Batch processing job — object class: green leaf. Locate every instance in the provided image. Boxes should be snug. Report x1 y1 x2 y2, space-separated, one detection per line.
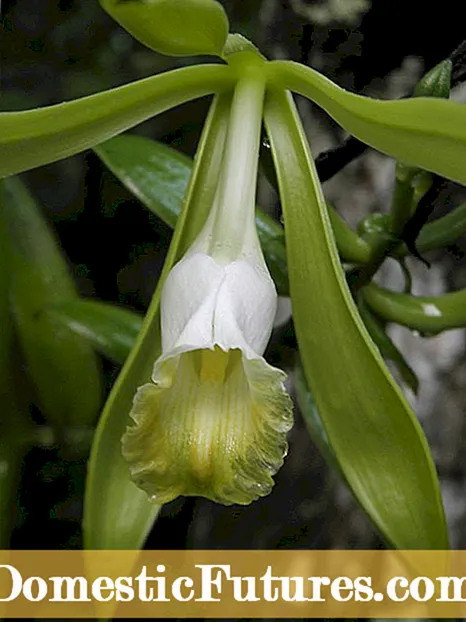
414 60 452 99
47 300 143 365
95 135 192 231
362 283 466 335
0 200 26 549
264 88 448 549
270 60 466 186
100 0 229 57
0 65 234 178
95 133 292 294
1 177 103 428
84 93 232 549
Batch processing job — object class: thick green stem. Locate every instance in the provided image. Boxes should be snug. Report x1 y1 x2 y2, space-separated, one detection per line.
363 283 466 334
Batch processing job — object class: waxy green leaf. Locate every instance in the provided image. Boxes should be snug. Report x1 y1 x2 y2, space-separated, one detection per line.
0 65 234 179
47 300 143 365
100 0 229 57
1 177 103 428
264 88 448 549
84 93 232 549
270 60 466 186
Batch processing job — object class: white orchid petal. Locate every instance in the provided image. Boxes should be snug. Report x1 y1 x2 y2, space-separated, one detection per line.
214 258 277 355
160 253 224 352
161 251 277 356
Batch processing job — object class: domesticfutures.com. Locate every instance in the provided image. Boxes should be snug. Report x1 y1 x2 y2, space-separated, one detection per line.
0 563 376 604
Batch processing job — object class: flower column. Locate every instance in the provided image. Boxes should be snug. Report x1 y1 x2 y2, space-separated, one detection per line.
122 55 293 506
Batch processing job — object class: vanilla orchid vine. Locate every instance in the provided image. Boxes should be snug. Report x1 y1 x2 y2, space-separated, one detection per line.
5 0 466 551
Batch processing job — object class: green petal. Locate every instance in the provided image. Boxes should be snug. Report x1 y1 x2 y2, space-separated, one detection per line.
122 347 293 505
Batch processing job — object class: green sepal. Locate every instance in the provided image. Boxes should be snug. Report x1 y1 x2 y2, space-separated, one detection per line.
1 177 103 428
46 300 143 365
264 88 448 550
100 0 229 57
270 60 466 186
0 65 234 179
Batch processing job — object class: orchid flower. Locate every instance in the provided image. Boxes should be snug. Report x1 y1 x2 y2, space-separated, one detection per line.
121 67 293 505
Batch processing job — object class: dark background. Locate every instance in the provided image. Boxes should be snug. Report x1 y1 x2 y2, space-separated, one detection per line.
2 0 466 556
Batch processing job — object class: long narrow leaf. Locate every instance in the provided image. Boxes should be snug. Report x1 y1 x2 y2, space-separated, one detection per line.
264 88 448 549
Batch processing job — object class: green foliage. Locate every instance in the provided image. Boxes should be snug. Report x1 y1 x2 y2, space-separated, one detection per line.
47 300 143 365
1 177 103 428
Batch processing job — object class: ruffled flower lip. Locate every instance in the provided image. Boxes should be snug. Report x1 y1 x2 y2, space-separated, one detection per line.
122 344 293 506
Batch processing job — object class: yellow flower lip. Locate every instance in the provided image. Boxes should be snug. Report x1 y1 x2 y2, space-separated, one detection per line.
122 344 293 505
